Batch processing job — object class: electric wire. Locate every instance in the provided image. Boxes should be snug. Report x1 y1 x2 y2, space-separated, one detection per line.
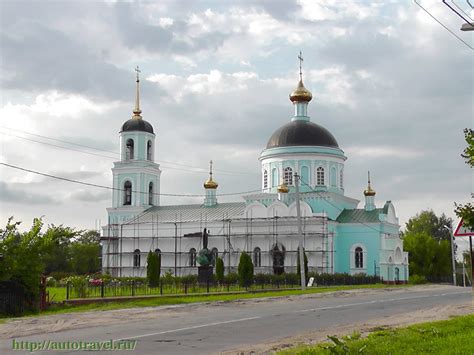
414 0 474 50
0 162 268 198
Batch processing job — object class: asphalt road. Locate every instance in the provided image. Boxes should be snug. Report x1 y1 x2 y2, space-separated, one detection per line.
1 285 472 354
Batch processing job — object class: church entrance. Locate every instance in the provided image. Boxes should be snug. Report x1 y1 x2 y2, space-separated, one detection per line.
271 242 285 275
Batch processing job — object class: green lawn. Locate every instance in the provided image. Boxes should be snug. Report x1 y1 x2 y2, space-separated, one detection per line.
279 314 474 355
41 284 408 317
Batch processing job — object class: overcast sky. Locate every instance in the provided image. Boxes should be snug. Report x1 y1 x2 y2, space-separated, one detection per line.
0 1 472 242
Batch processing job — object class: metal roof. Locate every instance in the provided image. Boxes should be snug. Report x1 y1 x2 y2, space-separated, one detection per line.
336 208 384 223
124 202 247 224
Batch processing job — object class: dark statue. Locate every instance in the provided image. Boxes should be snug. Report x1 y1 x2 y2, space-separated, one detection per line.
271 243 285 275
197 228 214 284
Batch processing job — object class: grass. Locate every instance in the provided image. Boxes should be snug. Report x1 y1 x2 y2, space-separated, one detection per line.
279 314 474 355
33 284 409 317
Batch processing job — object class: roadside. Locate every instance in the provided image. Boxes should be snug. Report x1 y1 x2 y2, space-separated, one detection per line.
222 290 473 354
0 284 456 340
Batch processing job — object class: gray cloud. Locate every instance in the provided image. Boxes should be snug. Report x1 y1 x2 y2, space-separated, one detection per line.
68 189 110 202
0 181 58 205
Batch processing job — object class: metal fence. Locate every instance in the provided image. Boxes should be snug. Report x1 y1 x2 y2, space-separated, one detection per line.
0 281 25 316
65 273 381 300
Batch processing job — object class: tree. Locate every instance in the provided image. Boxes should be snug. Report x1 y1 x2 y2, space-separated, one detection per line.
215 257 224 282
238 252 253 287
146 251 160 287
404 210 452 241
455 128 474 229
296 247 308 278
69 230 101 275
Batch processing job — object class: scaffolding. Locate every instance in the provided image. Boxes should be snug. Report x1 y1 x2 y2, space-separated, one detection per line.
101 210 334 277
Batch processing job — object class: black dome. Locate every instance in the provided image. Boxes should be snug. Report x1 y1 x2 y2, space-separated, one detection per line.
266 120 338 149
120 119 154 134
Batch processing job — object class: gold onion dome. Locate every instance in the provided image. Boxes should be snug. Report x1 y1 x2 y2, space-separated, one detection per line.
204 160 218 189
364 172 376 196
289 79 312 103
277 182 289 193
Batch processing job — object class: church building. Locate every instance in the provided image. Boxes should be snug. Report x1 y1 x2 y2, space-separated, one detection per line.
101 62 409 284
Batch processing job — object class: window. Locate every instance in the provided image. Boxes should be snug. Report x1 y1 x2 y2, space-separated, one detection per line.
133 249 141 267
263 170 268 189
284 167 293 185
124 181 132 205
355 247 363 268
126 139 134 160
189 248 197 267
272 168 278 187
316 167 325 186
253 247 261 267
147 140 152 161
340 169 343 188
148 182 154 205
211 248 218 266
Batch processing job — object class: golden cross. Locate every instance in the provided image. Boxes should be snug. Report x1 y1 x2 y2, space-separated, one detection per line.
135 66 141 82
298 51 303 80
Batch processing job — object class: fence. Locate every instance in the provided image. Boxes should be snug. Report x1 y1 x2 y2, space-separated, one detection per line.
65 273 381 300
0 281 25 316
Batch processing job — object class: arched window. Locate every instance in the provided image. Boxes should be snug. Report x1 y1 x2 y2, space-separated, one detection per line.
148 182 154 206
133 249 141 267
189 248 196 267
124 181 132 205
211 247 218 266
284 167 293 185
253 247 261 267
316 167 325 186
394 267 400 282
126 139 134 160
263 170 268 190
340 169 343 188
355 247 363 268
147 140 152 161
272 168 278 187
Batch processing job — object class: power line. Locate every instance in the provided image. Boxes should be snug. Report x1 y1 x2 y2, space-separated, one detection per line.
0 161 266 198
0 126 258 176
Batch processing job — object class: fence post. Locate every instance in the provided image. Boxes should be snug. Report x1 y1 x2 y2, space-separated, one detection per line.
160 280 163 295
101 282 104 298
184 282 187 294
207 280 210 294
66 282 70 300
131 281 135 297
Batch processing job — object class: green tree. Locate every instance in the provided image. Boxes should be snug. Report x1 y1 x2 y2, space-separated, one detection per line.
215 257 224 282
68 230 101 275
404 210 452 241
0 218 46 313
146 251 160 287
238 252 254 287
296 248 308 278
455 129 474 229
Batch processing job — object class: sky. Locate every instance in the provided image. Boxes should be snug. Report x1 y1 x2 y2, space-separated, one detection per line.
0 0 472 245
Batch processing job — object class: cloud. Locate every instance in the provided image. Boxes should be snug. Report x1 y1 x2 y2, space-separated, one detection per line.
0 181 58 205
67 189 110 202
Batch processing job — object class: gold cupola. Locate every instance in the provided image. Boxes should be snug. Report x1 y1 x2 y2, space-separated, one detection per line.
204 160 218 189
289 79 312 103
364 171 376 197
277 181 289 194
289 51 312 103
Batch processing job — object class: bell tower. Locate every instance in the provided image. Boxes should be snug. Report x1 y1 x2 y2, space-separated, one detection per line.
107 67 161 224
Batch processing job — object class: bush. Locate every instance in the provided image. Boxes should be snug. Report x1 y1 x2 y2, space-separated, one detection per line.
409 274 427 285
215 257 224 282
146 251 160 287
238 252 254 287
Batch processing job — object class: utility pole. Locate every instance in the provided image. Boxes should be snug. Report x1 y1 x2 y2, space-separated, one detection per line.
444 225 457 286
294 173 306 290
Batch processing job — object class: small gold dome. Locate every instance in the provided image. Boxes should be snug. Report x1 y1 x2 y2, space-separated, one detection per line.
289 79 312 103
277 182 289 193
364 186 376 197
204 177 218 189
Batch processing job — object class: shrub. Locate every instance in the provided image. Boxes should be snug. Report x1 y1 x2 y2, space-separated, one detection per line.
215 257 224 282
238 252 254 287
146 251 160 287
409 274 427 285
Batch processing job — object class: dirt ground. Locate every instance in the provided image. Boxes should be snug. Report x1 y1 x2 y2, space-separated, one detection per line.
1 284 472 353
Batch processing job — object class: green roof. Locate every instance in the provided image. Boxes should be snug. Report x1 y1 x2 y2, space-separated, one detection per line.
336 208 383 223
